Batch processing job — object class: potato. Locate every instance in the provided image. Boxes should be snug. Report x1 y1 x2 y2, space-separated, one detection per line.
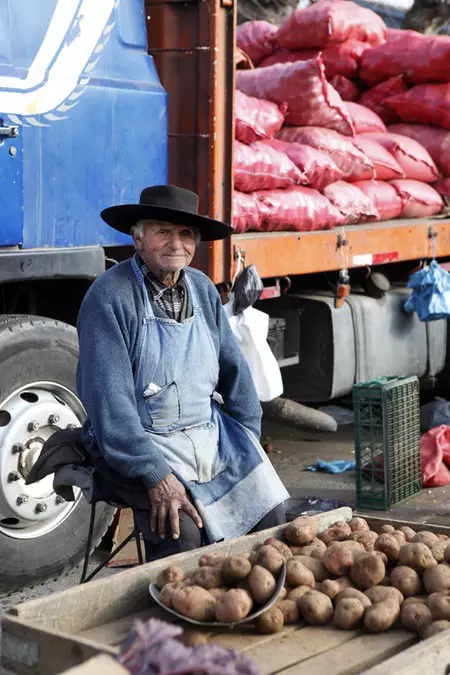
248 551 259 567
285 516 317 546
291 541 326 560
428 594 450 620
275 599 300 624
248 565 276 605
402 596 427 607
288 585 312 604
411 531 439 548
156 565 185 589
437 534 449 541
335 588 372 609
399 526 416 542
320 580 340 599
255 607 284 634
432 541 448 563
364 599 400 633
221 556 251 585
374 534 400 562
349 517 370 532
423 564 450 595
378 524 395 534
391 530 407 546
390 566 422 597
364 586 404 606
256 546 284 575
208 587 228 600
323 542 358 577
293 556 328 582
159 581 186 608
298 590 333 626
419 619 450 639
373 551 389 567
398 543 438 572
350 553 386 590
333 598 365 630
319 522 352 546
286 560 315 588
199 553 226 568
279 586 288 600
321 577 354 600
172 586 216 621
400 603 432 633
349 530 378 551
193 566 223 590
178 630 209 647
215 589 253 623
264 538 293 560
443 543 450 564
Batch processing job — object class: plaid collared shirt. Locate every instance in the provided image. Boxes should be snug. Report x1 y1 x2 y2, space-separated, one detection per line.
136 255 186 323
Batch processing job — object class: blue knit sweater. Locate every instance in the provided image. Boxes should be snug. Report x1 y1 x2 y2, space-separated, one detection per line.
76 259 262 488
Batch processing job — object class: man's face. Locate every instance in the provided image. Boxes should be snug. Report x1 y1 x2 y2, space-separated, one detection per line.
133 220 198 273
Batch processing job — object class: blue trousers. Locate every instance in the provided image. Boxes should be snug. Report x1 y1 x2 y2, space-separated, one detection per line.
133 503 286 562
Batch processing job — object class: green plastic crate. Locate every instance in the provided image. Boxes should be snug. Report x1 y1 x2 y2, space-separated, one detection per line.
353 376 421 510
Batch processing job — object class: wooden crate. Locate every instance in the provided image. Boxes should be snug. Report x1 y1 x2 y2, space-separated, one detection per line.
3 507 450 675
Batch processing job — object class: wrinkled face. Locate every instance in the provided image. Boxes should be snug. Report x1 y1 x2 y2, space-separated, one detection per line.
133 220 199 273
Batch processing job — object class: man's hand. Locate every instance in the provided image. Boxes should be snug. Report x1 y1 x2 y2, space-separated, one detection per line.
148 474 203 539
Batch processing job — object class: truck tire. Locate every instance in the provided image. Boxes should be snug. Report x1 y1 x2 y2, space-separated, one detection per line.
0 315 115 592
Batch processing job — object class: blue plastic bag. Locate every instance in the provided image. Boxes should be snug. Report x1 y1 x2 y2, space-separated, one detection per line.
404 260 450 322
307 459 356 474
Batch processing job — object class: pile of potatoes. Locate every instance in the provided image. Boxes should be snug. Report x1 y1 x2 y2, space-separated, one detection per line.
155 515 450 638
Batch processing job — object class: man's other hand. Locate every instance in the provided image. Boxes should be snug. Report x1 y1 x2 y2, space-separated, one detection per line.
148 474 203 539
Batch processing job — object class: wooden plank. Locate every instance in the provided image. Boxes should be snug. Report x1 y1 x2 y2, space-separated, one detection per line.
362 630 450 675
244 626 359 675
277 631 416 675
211 625 299 652
1 616 119 675
231 219 450 280
78 606 174 647
5 507 352 636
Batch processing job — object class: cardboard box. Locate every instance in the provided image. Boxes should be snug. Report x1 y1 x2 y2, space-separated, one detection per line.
107 507 146 567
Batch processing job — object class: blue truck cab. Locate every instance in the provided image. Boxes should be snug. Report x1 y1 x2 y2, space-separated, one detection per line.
0 0 172 591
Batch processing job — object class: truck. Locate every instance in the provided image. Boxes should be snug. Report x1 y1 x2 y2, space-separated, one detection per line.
0 0 449 593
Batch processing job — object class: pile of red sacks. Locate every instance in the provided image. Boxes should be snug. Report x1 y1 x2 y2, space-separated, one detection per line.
233 1 446 234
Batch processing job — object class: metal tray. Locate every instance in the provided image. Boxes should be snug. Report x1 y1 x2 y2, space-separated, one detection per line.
149 561 286 628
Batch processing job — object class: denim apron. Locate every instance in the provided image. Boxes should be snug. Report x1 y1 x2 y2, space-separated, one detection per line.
131 256 289 542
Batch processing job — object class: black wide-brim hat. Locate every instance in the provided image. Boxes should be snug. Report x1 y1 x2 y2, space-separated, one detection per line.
101 185 234 242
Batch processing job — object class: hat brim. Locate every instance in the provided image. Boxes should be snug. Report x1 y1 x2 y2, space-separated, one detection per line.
100 204 234 242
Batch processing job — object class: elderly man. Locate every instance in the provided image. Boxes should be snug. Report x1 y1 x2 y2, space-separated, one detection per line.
76 185 288 561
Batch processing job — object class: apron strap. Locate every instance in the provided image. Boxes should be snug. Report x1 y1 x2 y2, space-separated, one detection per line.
131 254 155 319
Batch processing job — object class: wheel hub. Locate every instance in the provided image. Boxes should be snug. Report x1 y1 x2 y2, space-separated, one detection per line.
0 382 85 539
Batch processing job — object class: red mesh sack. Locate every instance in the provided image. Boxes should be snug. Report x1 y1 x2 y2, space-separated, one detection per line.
234 90 285 145
352 138 404 181
359 132 440 183
256 186 344 231
322 181 379 224
275 0 386 50
236 57 354 136
360 33 450 86
421 426 450 489
386 83 450 131
260 40 369 79
388 124 450 177
352 180 405 220
389 180 443 218
264 139 344 189
236 21 278 66
277 126 372 179
234 140 302 192
359 76 407 125
232 191 262 233
346 102 386 134
329 75 359 102
432 178 450 199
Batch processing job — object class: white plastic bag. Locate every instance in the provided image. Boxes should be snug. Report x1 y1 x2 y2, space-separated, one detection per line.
224 298 283 402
